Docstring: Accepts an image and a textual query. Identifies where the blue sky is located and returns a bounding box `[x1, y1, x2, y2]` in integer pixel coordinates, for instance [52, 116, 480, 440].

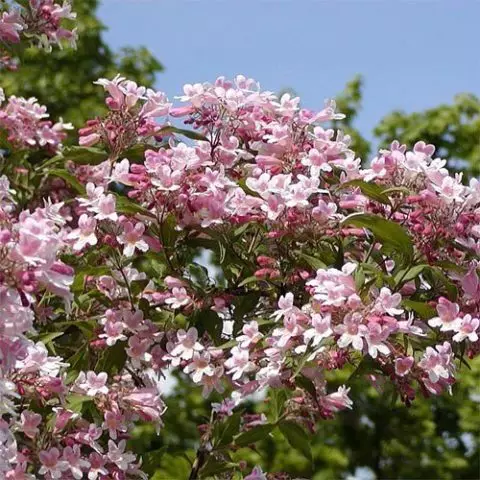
[98, 1, 480, 145]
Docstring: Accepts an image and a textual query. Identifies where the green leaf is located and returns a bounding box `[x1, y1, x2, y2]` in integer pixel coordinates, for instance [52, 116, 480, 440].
[158, 125, 207, 141]
[141, 447, 167, 475]
[115, 195, 156, 218]
[191, 309, 223, 345]
[269, 388, 289, 423]
[200, 456, 237, 477]
[342, 213, 414, 263]
[213, 412, 242, 447]
[71, 266, 111, 293]
[340, 179, 390, 205]
[48, 169, 86, 194]
[300, 253, 327, 270]
[188, 262, 210, 288]
[122, 144, 151, 163]
[278, 420, 313, 463]
[66, 394, 93, 413]
[234, 424, 275, 447]
[233, 292, 261, 334]
[65, 345, 90, 382]
[402, 299, 436, 320]
[36, 331, 64, 345]
[96, 341, 127, 375]
[133, 253, 167, 280]
[63, 146, 109, 165]
[394, 264, 427, 286]
[237, 276, 259, 287]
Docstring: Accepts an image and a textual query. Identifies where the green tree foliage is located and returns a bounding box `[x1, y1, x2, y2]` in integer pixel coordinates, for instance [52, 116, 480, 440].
[129, 360, 479, 479]
[1, 0, 163, 127]
[332, 75, 371, 162]
[374, 93, 480, 179]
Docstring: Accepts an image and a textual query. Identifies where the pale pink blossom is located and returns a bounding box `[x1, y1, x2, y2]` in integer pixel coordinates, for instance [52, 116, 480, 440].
[76, 371, 109, 397]
[452, 315, 479, 343]
[117, 221, 149, 257]
[38, 448, 68, 479]
[184, 351, 214, 383]
[165, 287, 191, 309]
[395, 356, 414, 377]
[428, 297, 462, 332]
[19, 411, 42, 439]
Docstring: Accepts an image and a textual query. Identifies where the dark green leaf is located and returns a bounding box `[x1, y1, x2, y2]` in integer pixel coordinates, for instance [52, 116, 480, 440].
[402, 299, 436, 320]
[269, 388, 289, 423]
[394, 265, 427, 286]
[66, 394, 93, 414]
[158, 125, 207, 141]
[234, 424, 275, 447]
[49, 169, 86, 194]
[96, 341, 127, 375]
[278, 421, 313, 463]
[300, 253, 327, 271]
[191, 309, 223, 345]
[342, 214, 414, 263]
[63, 146, 109, 165]
[213, 412, 242, 447]
[340, 179, 390, 205]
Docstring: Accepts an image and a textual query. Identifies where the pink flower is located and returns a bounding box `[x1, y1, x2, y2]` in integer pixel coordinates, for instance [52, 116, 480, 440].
[307, 263, 357, 307]
[365, 322, 390, 358]
[62, 445, 90, 479]
[0, 10, 24, 44]
[374, 288, 404, 316]
[126, 335, 152, 364]
[39, 448, 68, 479]
[335, 313, 368, 351]
[19, 411, 42, 439]
[395, 356, 414, 377]
[107, 440, 137, 471]
[87, 452, 108, 480]
[100, 317, 127, 346]
[93, 193, 117, 221]
[320, 385, 353, 412]
[184, 351, 214, 383]
[244, 466, 267, 480]
[165, 287, 191, 309]
[102, 408, 127, 440]
[168, 327, 203, 363]
[123, 388, 166, 422]
[79, 132, 101, 147]
[428, 297, 462, 332]
[452, 315, 479, 343]
[68, 214, 97, 251]
[225, 346, 256, 381]
[419, 342, 455, 384]
[236, 321, 263, 349]
[76, 371, 108, 396]
[201, 366, 225, 397]
[271, 292, 296, 321]
[117, 221, 149, 257]
[312, 198, 338, 223]
[303, 313, 333, 347]
[272, 314, 304, 348]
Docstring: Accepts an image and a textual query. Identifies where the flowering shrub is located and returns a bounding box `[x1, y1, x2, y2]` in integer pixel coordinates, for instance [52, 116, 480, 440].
[0, 8, 479, 479]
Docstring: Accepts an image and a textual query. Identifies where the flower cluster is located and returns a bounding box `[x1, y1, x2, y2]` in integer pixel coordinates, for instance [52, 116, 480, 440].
[0, 70, 478, 478]
[78, 75, 171, 158]
[0, 1, 77, 51]
[0, 89, 72, 149]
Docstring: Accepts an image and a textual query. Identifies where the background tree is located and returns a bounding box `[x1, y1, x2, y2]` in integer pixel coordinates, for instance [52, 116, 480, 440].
[374, 93, 480, 179]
